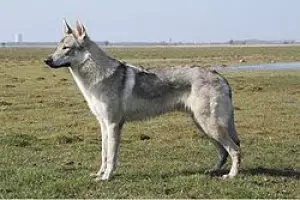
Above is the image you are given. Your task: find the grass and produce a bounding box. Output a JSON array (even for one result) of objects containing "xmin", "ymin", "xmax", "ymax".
[{"xmin": 0, "ymin": 47, "xmax": 299, "ymax": 198}]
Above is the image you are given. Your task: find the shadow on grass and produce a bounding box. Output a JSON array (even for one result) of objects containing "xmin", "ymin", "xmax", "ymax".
[
  {"xmin": 178, "ymin": 167, "xmax": 300, "ymax": 179},
  {"xmin": 242, "ymin": 167, "xmax": 300, "ymax": 179},
  {"xmin": 129, "ymin": 167, "xmax": 300, "ymax": 180}
]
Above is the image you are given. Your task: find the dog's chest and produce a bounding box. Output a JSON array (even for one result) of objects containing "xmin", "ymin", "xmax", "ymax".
[{"xmin": 69, "ymin": 68, "xmax": 100, "ymax": 116}]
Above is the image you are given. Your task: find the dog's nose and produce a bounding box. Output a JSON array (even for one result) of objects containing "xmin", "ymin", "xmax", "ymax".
[{"xmin": 44, "ymin": 56, "xmax": 53, "ymax": 65}]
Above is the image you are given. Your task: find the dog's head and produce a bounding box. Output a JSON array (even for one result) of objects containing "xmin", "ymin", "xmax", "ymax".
[{"xmin": 44, "ymin": 20, "xmax": 90, "ymax": 68}]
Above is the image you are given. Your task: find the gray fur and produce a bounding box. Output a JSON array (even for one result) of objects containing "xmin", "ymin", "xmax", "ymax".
[{"xmin": 44, "ymin": 20, "xmax": 241, "ymax": 181}]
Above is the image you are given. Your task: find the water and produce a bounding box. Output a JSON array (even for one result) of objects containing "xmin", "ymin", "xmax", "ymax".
[{"xmin": 212, "ymin": 62, "xmax": 300, "ymax": 71}]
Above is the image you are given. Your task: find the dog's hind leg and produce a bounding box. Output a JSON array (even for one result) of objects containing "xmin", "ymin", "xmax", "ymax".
[
  {"xmin": 204, "ymin": 139, "xmax": 228, "ymax": 175},
  {"xmin": 207, "ymin": 90, "xmax": 240, "ymax": 178},
  {"xmin": 191, "ymin": 96, "xmax": 240, "ymax": 178},
  {"xmin": 192, "ymin": 114, "xmax": 231, "ymax": 175},
  {"xmin": 192, "ymin": 113, "xmax": 229, "ymax": 171},
  {"xmin": 207, "ymin": 116, "xmax": 240, "ymax": 178},
  {"xmin": 191, "ymin": 114, "xmax": 207, "ymax": 137},
  {"xmin": 228, "ymin": 112, "xmax": 240, "ymax": 147},
  {"xmin": 200, "ymin": 119, "xmax": 240, "ymax": 178},
  {"xmin": 204, "ymin": 114, "xmax": 240, "ymax": 175},
  {"xmin": 213, "ymin": 125, "xmax": 240, "ymax": 179}
]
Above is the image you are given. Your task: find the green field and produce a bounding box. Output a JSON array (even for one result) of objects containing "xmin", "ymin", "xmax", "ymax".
[{"xmin": 0, "ymin": 47, "xmax": 299, "ymax": 198}]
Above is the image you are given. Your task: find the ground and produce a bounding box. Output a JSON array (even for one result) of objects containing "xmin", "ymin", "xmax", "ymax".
[{"xmin": 0, "ymin": 47, "xmax": 299, "ymax": 198}]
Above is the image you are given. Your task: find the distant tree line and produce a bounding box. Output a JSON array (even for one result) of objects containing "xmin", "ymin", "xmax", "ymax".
[
  {"xmin": 228, "ymin": 40, "xmax": 246, "ymax": 45},
  {"xmin": 282, "ymin": 40, "xmax": 295, "ymax": 44},
  {"xmin": 228, "ymin": 39, "xmax": 296, "ymax": 45}
]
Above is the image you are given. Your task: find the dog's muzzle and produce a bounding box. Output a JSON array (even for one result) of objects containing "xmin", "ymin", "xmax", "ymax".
[
  {"xmin": 44, "ymin": 56, "xmax": 53, "ymax": 66},
  {"xmin": 44, "ymin": 56, "xmax": 71, "ymax": 68}
]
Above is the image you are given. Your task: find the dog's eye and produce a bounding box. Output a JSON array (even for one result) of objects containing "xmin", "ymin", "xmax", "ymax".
[{"xmin": 62, "ymin": 46, "xmax": 70, "ymax": 50}]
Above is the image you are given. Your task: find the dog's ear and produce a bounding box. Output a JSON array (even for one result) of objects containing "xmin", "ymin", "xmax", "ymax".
[
  {"xmin": 75, "ymin": 20, "xmax": 87, "ymax": 41},
  {"xmin": 63, "ymin": 19, "xmax": 73, "ymax": 35}
]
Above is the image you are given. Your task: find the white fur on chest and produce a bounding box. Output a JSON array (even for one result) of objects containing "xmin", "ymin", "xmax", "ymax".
[{"xmin": 69, "ymin": 68, "xmax": 99, "ymax": 117}]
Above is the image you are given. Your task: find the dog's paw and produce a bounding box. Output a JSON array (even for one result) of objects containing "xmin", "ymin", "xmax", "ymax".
[
  {"xmin": 100, "ymin": 172, "xmax": 113, "ymax": 181},
  {"xmin": 204, "ymin": 169, "xmax": 220, "ymax": 176},
  {"xmin": 204, "ymin": 169, "xmax": 213, "ymax": 175},
  {"xmin": 94, "ymin": 176, "xmax": 103, "ymax": 182},
  {"xmin": 90, "ymin": 172, "xmax": 100, "ymax": 177},
  {"xmin": 222, "ymin": 174, "xmax": 234, "ymax": 179},
  {"xmin": 90, "ymin": 168, "xmax": 106, "ymax": 178},
  {"xmin": 93, "ymin": 171, "xmax": 113, "ymax": 181}
]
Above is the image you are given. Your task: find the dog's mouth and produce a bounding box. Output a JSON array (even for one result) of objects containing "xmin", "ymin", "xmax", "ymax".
[
  {"xmin": 44, "ymin": 59, "xmax": 71, "ymax": 68},
  {"xmin": 49, "ymin": 62, "xmax": 71, "ymax": 68}
]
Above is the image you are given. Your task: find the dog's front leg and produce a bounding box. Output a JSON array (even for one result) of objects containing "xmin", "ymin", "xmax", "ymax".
[
  {"xmin": 100, "ymin": 122, "xmax": 121, "ymax": 181},
  {"xmin": 91, "ymin": 121, "xmax": 108, "ymax": 178},
  {"xmin": 99, "ymin": 124, "xmax": 108, "ymax": 175}
]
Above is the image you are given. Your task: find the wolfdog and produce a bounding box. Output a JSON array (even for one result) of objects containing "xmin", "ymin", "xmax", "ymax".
[{"xmin": 44, "ymin": 20, "xmax": 241, "ymax": 181}]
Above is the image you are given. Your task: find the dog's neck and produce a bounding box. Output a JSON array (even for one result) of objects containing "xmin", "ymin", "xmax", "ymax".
[
  {"xmin": 70, "ymin": 39, "xmax": 120, "ymax": 88},
  {"xmin": 85, "ymin": 38, "xmax": 119, "ymax": 69}
]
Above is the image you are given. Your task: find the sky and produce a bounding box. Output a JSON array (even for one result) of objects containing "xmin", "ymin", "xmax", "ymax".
[{"xmin": 1, "ymin": 0, "xmax": 300, "ymax": 43}]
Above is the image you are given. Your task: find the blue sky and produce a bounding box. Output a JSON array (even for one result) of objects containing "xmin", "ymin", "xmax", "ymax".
[{"xmin": 1, "ymin": 0, "xmax": 299, "ymax": 42}]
